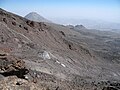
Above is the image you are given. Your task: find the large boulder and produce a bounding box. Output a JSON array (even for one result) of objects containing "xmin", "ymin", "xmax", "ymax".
[{"xmin": 38, "ymin": 51, "xmax": 51, "ymax": 60}]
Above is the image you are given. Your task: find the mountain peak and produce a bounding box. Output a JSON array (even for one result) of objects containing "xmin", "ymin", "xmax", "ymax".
[
  {"xmin": 75, "ymin": 25, "xmax": 86, "ymax": 29},
  {"xmin": 25, "ymin": 12, "xmax": 52, "ymax": 23},
  {"xmin": 28, "ymin": 12, "xmax": 39, "ymax": 15}
]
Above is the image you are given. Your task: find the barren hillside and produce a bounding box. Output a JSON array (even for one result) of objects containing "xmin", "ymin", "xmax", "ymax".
[{"xmin": 0, "ymin": 8, "xmax": 120, "ymax": 90}]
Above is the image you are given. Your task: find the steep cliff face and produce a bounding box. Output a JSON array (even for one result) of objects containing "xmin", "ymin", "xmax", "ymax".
[{"xmin": 0, "ymin": 8, "xmax": 120, "ymax": 90}]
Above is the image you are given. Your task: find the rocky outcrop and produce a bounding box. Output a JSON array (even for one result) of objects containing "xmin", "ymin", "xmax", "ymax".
[
  {"xmin": 0, "ymin": 76, "xmax": 40, "ymax": 90},
  {"xmin": 0, "ymin": 50, "xmax": 29, "ymax": 78}
]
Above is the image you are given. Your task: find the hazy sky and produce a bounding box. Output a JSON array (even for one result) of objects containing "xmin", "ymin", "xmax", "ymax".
[{"xmin": 0, "ymin": 0, "xmax": 120, "ymax": 23}]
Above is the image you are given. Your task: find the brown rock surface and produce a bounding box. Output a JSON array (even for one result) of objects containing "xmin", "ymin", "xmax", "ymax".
[
  {"xmin": 0, "ymin": 76, "xmax": 41, "ymax": 90},
  {"xmin": 0, "ymin": 50, "xmax": 28, "ymax": 78}
]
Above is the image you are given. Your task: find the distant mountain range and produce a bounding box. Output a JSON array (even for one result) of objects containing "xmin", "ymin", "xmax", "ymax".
[
  {"xmin": 52, "ymin": 18, "xmax": 120, "ymax": 31},
  {"xmin": 25, "ymin": 12, "xmax": 52, "ymax": 23},
  {"xmin": 24, "ymin": 12, "xmax": 120, "ymax": 32}
]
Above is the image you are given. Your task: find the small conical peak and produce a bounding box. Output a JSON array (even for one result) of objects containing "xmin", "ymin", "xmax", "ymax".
[{"xmin": 25, "ymin": 12, "xmax": 52, "ymax": 23}]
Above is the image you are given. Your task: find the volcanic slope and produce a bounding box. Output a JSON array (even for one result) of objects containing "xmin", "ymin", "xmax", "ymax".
[{"xmin": 0, "ymin": 8, "xmax": 120, "ymax": 90}]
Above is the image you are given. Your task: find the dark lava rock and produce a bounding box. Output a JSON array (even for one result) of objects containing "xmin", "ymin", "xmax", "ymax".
[
  {"xmin": 102, "ymin": 86, "xmax": 118, "ymax": 90},
  {"xmin": 0, "ymin": 50, "xmax": 29, "ymax": 78},
  {"xmin": 12, "ymin": 21, "xmax": 16, "ymax": 26},
  {"xmin": 3, "ymin": 18, "xmax": 7, "ymax": 24}
]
